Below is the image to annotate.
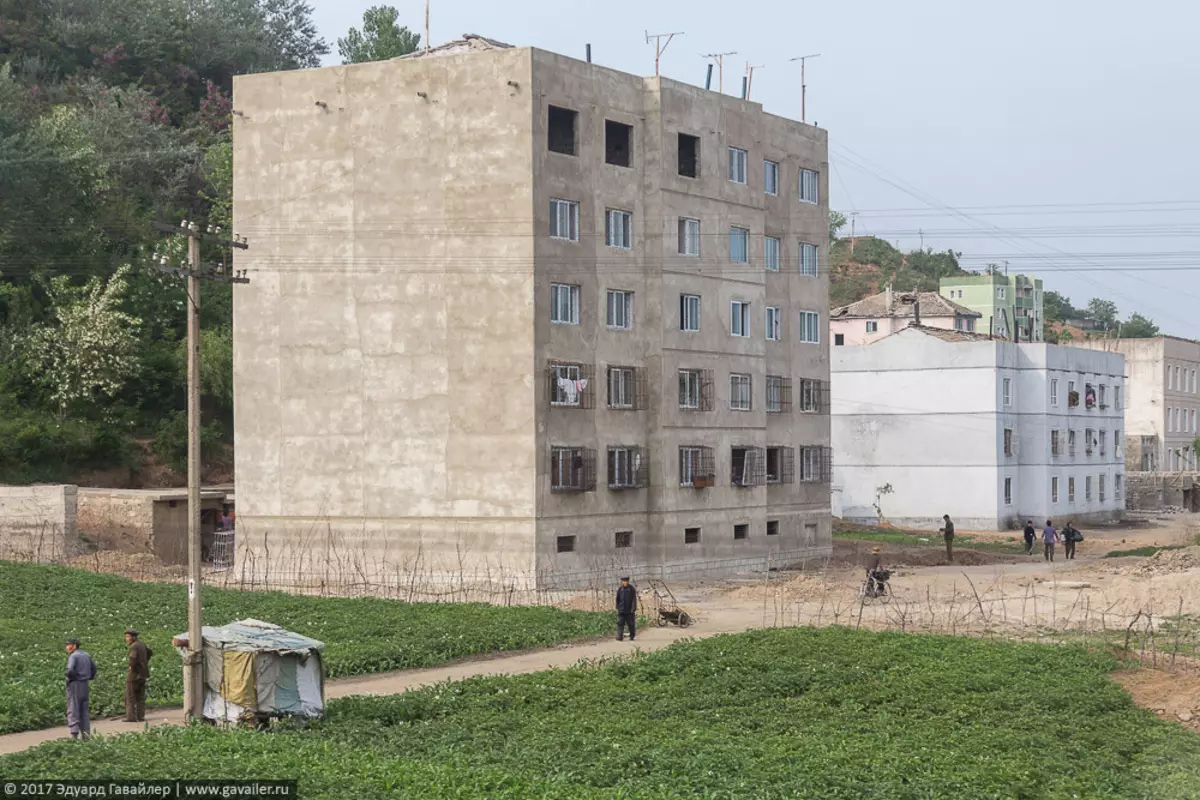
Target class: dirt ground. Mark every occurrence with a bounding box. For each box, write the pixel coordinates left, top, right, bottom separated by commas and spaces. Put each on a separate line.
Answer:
1113, 669, 1200, 732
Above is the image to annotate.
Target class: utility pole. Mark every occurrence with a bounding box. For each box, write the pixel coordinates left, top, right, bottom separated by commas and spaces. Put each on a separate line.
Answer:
850, 211, 858, 253
701, 51, 736, 94
154, 220, 249, 721
645, 30, 684, 76
789, 53, 821, 123
744, 62, 765, 101
424, 0, 430, 55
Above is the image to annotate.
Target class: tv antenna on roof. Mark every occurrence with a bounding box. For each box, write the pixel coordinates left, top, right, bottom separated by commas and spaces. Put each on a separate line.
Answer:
701, 52, 736, 94
646, 30, 684, 76
745, 62, 765, 101
788, 53, 822, 123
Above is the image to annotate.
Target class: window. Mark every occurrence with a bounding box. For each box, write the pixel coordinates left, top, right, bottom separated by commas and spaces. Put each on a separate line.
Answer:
678, 217, 700, 256
1085, 383, 1096, 409
766, 307, 781, 341
1003, 378, 1012, 406
684, 527, 701, 544
1175, 366, 1181, 389
1004, 477, 1012, 505
607, 290, 633, 329
799, 168, 819, 204
766, 446, 795, 484
556, 535, 576, 553
730, 373, 752, 411
763, 160, 780, 195
1051, 429, 1061, 456
799, 242, 819, 276
549, 362, 593, 408
731, 446, 765, 487
678, 369, 712, 411
547, 105, 577, 155
728, 146, 748, 184
678, 133, 699, 177
1068, 380, 1078, 408
799, 379, 822, 413
1115, 474, 1123, 500
1004, 428, 1014, 457
766, 520, 779, 536
730, 226, 750, 263
550, 283, 580, 325
1099, 384, 1107, 408
764, 236, 780, 271
766, 376, 792, 413
955, 316, 976, 332
1052, 476, 1060, 503
997, 286, 1006, 300
1114, 386, 1121, 409
605, 209, 632, 249
549, 199, 579, 241
679, 446, 714, 487
1085, 428, 1095, 455
615, 531, 632, 549
1168, 408, 1174, 433
1099, 430, 1107, 456
835, 333, 845, 346
1099, 474, 1106, 502
605, 120, 632, 167
1194, 410, 1198, 432
731, 301, 751, 337
1085, 475, 1093, 501
1068, 429, 1077, 457
804, 523, 818, 546
733, 523, 749, 541
799, 311, 821, 344
680, 294, 701, 332
1168, 366, 1174, 390
1115, 429, 1122, 458
1068, 476, 1076, 502
607, 446, 645, 489
799, 447, 823, 482
866, 320, 879, 333
1193, 370, 1197, 393
1051, 379, 1059, 407
550, 446, 595, 492
607, 366, 636, 409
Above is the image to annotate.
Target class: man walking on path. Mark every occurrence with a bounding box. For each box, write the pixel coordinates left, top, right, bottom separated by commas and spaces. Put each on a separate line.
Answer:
940, 515, 955, 563
1062, 521, 1080, 560
616, 576, 637, 642
1023, 520, 1036, 555
1042, 520, 1059, 562
64, 637, 97, 739
124, 629, 151, 722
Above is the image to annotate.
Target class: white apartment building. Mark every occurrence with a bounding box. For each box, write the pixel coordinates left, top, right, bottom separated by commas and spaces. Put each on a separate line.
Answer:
832, 326, 1126, 530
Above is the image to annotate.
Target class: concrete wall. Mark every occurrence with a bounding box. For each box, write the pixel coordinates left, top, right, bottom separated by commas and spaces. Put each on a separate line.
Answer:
0, 485, 77, 561
77, 489, 227, 565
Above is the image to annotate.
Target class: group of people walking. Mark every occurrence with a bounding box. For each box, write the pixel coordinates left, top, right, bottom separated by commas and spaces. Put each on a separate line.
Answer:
63, 629, 152, 739
1023, 519, 1082, 562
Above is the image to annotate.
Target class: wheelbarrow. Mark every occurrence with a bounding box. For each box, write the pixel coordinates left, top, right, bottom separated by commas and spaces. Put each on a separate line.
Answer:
646, 578, 692, 627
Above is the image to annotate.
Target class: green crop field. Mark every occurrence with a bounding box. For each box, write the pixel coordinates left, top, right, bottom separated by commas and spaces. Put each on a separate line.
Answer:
0, 562, 611, 735
4, 628, 1197, 798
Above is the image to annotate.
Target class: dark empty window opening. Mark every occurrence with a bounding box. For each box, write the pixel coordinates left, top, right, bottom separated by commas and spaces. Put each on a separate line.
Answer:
606, 120, 633, 167
548, 105, 578, 155
678, 133, 699, 178
556, 535, 576, 553
835, 333, 845, 346
684, 527, 701, 544
766, 520, 780, 536
734, 523, 749, 541
615, 531, 633, 549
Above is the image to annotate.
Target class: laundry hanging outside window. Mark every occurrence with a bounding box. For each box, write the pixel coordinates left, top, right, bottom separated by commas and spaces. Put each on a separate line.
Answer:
556, 376, 588, 404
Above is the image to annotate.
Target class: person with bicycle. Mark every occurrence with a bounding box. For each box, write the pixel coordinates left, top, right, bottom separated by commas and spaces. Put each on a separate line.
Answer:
864, 547, 888, 597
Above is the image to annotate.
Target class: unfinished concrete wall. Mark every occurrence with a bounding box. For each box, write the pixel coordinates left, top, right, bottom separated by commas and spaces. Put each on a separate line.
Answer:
0, 485, 77, 561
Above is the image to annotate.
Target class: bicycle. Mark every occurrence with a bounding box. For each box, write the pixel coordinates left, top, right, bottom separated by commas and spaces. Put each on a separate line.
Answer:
859, 570, 892, 604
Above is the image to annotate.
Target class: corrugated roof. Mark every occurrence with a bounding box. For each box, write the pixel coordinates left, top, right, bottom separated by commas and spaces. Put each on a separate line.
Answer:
394, 33, 514, 60
831, 290, 982, 320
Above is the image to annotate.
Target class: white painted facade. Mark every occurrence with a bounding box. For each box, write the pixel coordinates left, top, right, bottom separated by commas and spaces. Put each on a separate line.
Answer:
832, 327, 1126, 530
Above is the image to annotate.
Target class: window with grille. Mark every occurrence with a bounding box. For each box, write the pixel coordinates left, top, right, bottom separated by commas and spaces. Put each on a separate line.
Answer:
764, 160, 779, 195
608, 446, 648, 489
1051, 379, 1059, 406
799, 311, 820, 343
550, 283, 580, 325
678, 217, 700, 256
731, 301, 751, 337
766, 307, 781, 341
1085, 475, 1093, 500
799, 168, 819, 204
606, 366, 643, 410
550, 447, 596, 492
549, 199, 579, 241
607, 290, 633, 329
1085, 428, 1095, 455
605, 209, 632, 249
680, 294, 701, 332
615, 530, 633, 548
1099, 474, 1106, 502
766, 376, 792, 413
684, 527, 701, 544
799, 447, 832, 482
679, 446, 715, 487
728, 147, 747, 184
767, 446, 795, 484
731, 446, 766, 487
1068, 429, 1077, 456
799, 379, 823, 413
1004, 428, 1014, 457
730, 373, 752, 411
1003, 378, 1012, 406
1099, 430, 1107, 456
1051, 429, 1061, 456
1115, 474, 1122, 499
1068, 477, 1076, 502
1004, 477, 1012, 505
549, 362, 593, 408
1052, 476, 1059, 503
730, 226, 750, 263
764, 236, 780, 271
733, 523, 749, 540
679, 369, 713, 411
799, 242, 818, 276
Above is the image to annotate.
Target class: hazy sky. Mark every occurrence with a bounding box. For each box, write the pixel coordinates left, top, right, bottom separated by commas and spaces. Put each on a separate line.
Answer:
310, 0, 1200, 337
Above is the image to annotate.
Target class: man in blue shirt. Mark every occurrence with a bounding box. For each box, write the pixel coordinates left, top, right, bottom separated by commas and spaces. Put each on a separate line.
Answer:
1042, 520, 1059, 563
65, 637, 97, 739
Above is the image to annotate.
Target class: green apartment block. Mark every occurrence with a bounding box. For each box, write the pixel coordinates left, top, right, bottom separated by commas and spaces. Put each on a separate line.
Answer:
939, 273, 1044, 341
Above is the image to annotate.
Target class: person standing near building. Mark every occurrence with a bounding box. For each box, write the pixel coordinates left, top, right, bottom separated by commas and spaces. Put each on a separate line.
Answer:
940, 515, 955, 563
1023, 520, 1036, 555
615, 576, 637, 642
1062, 521, 1080, 560
124, 629, 151, 722
65, 637, 97, 739
1042, 520, 1059, 562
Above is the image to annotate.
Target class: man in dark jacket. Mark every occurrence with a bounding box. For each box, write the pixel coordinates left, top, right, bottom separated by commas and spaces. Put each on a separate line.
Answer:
1023, 520, 1036, 555
940, 515, 955, 563
124, 629, 151, 722
65, 637, 97, 739
615, 577, 637, 642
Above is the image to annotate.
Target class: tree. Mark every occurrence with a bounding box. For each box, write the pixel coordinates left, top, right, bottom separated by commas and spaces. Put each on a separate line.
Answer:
1086, 298, 1119, 331
1042, 290, 1078, 324
1121, 312, 1160, 338
829, 210, 847, 243
337, 6, 421, 64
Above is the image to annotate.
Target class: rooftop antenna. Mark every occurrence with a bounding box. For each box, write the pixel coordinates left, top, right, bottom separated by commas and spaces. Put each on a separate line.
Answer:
745, 62, 765, 100
646, 30, 684, 76
701, 51, 736, 94
424, 0, 430, 55
788, 52, 822, 123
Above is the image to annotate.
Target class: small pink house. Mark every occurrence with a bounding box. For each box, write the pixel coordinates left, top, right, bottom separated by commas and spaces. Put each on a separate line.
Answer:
830, 288, 982, 346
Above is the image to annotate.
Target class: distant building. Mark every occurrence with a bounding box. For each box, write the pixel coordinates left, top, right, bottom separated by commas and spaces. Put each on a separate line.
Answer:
832, 326, 1125, 529
940, 273, 1044, 342
829, 288, 981, 347
1075, 336, 1200, 471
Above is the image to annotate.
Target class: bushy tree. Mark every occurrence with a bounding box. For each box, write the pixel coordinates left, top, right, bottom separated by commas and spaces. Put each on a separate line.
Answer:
1121, 312, 1160, 338
338, 6, 421, 64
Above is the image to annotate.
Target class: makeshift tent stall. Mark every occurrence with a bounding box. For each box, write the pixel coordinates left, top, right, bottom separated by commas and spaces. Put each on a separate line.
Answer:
173, 619, 325, 725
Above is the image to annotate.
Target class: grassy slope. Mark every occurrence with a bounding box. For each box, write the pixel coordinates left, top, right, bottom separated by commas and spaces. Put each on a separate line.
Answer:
3, 628, 1197, 799
834, 528, 1025, 555
0, 562, 611, 735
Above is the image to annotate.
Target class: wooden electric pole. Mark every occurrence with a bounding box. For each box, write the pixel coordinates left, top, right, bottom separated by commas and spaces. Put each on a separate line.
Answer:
154, 220, 249, 720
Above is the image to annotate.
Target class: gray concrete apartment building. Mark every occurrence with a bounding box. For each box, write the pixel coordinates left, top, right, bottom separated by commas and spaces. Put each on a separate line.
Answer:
232, 36, 832, 588
1077, 337, 1200, 471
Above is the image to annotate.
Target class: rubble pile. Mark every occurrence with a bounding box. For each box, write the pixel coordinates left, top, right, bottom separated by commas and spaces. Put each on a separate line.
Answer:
1126, 547, 1200, 577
